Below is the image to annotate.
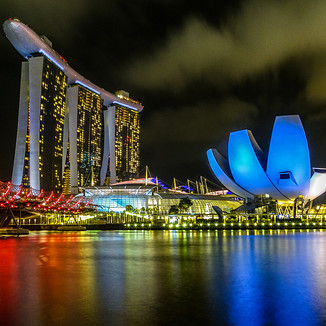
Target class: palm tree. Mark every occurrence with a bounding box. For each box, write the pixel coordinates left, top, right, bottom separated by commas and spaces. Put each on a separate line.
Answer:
178, 197, 193, 213
169, 205, 180, 215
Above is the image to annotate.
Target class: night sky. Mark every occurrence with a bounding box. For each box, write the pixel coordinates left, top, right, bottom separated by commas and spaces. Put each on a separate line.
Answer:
1, 0, 326, 189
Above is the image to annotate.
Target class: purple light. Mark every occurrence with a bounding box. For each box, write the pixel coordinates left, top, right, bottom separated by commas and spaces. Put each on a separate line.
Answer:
39, 49, 64, 70
113, 101, 138, 111
75, 81, 101, 95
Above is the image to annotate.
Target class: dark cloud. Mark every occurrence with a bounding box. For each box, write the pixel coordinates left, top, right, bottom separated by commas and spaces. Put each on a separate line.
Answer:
141, 97, 258, 181
143, 97, 257, 145
124, 0, 326, 101
0, 0, 91, 41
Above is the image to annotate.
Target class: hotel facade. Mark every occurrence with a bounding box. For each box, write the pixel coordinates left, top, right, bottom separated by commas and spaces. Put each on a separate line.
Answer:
3, 19, 143, 193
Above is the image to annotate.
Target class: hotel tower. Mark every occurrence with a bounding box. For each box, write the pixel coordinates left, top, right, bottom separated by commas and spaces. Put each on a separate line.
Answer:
3, 19, 143, 193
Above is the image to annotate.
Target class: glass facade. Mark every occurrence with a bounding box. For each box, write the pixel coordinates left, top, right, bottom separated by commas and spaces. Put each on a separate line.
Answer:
85, 186, 241, 215
115, 105, 140, 182
21, 56, 67, 192
15, 54, 141, 193
62, 142, 71, 195
93, 193, 148, 212
22, 102, 30, 187
157, 194, 240, 215
76, 86, 103, 187
39, 57, 67, 192
8, 21, 144, 194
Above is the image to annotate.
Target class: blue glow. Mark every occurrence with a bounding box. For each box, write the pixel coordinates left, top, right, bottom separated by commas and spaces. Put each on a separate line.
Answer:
39, 49, 64, 70
207, 149, 254, 200
75, 80, 101, 95
92, 195, 147, 212
113, 101, 138, 111
208, 115, 326, 200
267, 115, 310, 198
228, 130, 287, 199
150, 178, 169, 189
180, 185, 194, 192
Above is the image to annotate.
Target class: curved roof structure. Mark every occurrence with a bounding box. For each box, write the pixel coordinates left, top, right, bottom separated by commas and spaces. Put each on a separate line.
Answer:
266, 116, 310, 198
83, 185, 241, 213
207, 148, 254, 200
208, 115, 326, 201
228, 130, 288, 200
3, 18, 143, 112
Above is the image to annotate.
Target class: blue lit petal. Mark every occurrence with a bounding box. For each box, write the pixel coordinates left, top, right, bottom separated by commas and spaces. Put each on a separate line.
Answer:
267, 115, 310, 199
207, 149, 254, 200
228, 130, 288, 199
307, 169, 326, 200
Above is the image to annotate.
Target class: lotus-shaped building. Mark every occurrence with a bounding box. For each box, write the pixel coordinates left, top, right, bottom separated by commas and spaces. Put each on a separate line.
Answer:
207, 115, 326, 201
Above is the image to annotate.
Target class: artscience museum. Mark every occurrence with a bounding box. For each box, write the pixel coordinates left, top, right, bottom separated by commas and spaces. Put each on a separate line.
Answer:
207, 115, 326, 201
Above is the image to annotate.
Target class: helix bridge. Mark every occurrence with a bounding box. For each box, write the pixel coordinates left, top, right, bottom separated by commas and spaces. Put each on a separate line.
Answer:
0, 181, 95, 228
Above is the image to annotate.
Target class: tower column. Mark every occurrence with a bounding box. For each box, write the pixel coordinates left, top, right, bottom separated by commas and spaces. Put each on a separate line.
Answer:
28, 56, 44, 191
62, 90, 69, 178
101, 105, 116, 184
12, 61, 29, 186
67, 86, 79, 194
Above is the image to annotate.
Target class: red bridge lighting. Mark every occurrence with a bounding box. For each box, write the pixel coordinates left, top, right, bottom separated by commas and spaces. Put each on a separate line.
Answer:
0, 181, 95, 214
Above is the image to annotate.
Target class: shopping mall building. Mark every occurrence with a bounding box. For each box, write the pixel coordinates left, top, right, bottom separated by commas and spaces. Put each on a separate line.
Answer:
82, 178, 242, 218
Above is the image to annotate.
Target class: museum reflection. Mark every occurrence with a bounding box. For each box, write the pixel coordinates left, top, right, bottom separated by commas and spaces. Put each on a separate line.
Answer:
1, 230, 326, 326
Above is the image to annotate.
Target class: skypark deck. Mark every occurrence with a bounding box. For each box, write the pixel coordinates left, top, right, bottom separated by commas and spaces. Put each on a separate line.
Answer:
3, 18, 143, 112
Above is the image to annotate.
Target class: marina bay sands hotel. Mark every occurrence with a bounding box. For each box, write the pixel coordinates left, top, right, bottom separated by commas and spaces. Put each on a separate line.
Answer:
3, 19, 143, 194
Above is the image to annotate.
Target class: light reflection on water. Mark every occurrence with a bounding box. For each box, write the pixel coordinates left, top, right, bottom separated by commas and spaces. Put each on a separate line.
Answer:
1, 230, 326, 325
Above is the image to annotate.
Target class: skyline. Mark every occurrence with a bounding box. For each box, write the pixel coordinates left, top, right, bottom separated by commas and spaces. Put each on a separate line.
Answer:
1, 1, 326, 187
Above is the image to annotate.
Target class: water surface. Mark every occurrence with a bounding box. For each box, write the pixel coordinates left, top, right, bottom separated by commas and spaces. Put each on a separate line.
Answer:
1, 229, 326, 326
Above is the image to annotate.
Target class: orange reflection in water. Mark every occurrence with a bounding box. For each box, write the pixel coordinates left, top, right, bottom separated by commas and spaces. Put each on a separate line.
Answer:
1, 230, 326, 326
0, 232, 98, 325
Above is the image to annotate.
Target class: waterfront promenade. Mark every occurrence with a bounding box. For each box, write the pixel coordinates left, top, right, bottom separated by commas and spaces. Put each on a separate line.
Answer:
15, 216, 326, 231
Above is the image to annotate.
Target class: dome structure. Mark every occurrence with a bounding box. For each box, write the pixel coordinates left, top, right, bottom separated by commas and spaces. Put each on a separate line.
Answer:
207, 115, 326, 201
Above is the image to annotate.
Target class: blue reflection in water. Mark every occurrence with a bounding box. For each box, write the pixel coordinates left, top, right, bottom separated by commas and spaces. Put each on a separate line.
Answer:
1, 230, 326, 326
208, 231, 326, 326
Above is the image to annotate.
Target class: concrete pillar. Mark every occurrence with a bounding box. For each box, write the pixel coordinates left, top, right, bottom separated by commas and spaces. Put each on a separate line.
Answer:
28, 56, 44, 191
12, 61, 29, 186
62, 90, 69, 178
67, 86, 79, 194
100, 106, 116, 184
